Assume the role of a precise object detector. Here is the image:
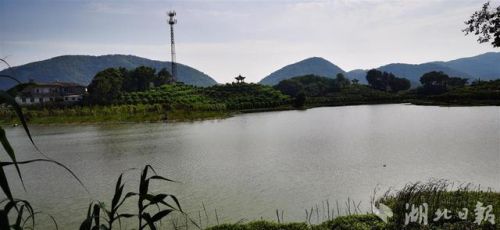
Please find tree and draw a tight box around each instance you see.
[122,66,156,92]
[122,66,173,92]
[293,91,306,108]
[274,79,304,97]
[447,77,469,88]
[131,66,156,91]
[156,68,173,86]
[335,73,351,89]
[366,69,389,91]
[463,2,500,47]
[274,75,334,97]
[366,69,411,93]
[87,68,125,104]
[420,71,449,87]
[88,66,176,104]
[419,72,469,95]
[419,71,450,95]
[388,77,411,92]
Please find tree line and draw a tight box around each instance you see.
[85,63,488,109]
[365,69,411,93]
[87,66,173,104]
[273,74,351,107]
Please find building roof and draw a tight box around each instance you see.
[16,81,87,98]
[28,82,85,87]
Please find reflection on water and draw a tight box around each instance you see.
[3,104,500,228]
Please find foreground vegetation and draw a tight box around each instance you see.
[206,181,499,230]
[206,215,384,230]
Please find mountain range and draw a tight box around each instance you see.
[260,52,500,86]
[1,52,499,89]
[0,55,217,89]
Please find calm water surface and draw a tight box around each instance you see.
[4,104,500,229]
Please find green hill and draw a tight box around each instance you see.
[259,57,345,85]
[432,52,500,80]
[269,53,500,88]
[0,55,217,89]
[377,63,470,86]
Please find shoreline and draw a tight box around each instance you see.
[2,100,499,126]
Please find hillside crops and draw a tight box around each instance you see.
[119,83,291,111]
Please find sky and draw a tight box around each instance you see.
[1,0,499,83]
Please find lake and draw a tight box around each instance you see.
[3,104,500,229]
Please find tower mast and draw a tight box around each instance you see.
[168,11,177,82]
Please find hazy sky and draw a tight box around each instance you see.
[1,0,499,83]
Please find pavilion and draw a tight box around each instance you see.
[235,75,245,83]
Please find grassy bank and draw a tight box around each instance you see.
[200,181,499,230]
[1,99,496,125]
[0,83,403,125]
[0,104,230,125]
[206,215,385,230]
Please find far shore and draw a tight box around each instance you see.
[2,100,498,126]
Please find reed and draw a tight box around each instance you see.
[378,179,500,229]
[79,165,189,230]
[0,64,85,229]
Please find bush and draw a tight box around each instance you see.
[207,221,308,230]
[377,180,499,229]
[316,215,386,230]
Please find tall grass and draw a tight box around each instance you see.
[378,180,499,229]
[204,180,499,230]
[0,61,86,229]
[80,165,191,230]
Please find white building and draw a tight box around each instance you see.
[14,82,87,105]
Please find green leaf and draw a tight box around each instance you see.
[0,210,10,229]
[0,158,88,193]
[80,218,91,230]
[116,213,135,219]
[111,174,124,210]
[92,204,100,229]
[80,203,93,230]
[0,164,13,200]
[145,194,167,204]
[0,126,24,190]
[0,90,37,152]
[169,195,183,212]
[149,175,177,183]
[116,192,137,210]
[141,212,156,230]
[150,209,173,222]
[3,200,36,229]
[139,179,150,197]
[22,211,57,230]
[15,205,25,227]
